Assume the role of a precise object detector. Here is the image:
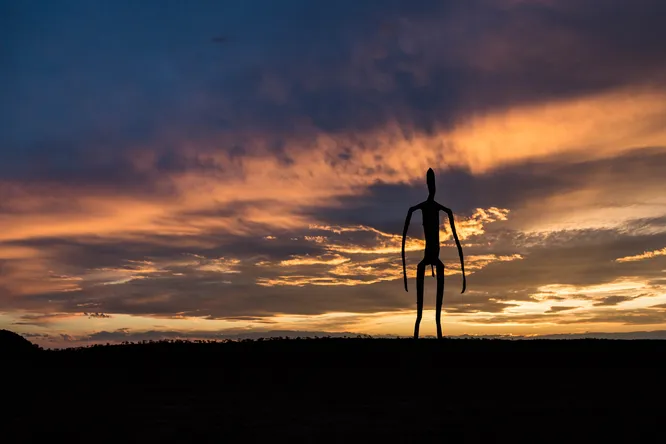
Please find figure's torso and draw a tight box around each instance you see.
[421,200,440,260]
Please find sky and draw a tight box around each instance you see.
[2,0,666,348]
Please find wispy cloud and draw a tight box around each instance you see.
[616,247,666,263]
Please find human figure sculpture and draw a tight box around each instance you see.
[401,168,466,339]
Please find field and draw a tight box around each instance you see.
[6,337,666,443]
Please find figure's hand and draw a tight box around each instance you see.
[404,274,408,292]
[461,274,467,294]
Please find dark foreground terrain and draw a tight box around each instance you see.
[6,337,666,443]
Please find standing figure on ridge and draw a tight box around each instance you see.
[401,168,466,339]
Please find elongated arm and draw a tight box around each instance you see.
[441,205,466,293]
[402,206,416,292]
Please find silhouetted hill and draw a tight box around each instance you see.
[27,336,666,367]
[6,337,666,443]
[0,329,41,356]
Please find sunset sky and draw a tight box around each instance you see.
[2,0,666,348]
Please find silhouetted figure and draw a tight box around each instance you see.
[401,168,466,339]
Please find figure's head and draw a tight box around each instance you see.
[427,168,436,197]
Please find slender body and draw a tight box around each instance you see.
[401,169,466,339]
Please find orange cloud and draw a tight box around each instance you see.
[2,83,665,319]
[1,85,664,250]
[277,254,350,267]
[250,205,517,288]
[0,245,83,297]
[306,207,508,256]
[616,247,666,263]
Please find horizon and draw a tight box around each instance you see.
[2,0,666,349]
[16,328,666,351]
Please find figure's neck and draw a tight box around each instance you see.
[427,194,435,201]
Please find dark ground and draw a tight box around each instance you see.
[5,337,666,443]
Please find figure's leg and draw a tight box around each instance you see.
[435,260,444,340]
[414,260,426,339]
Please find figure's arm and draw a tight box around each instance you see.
[440,204,466,294]
[402,205,418,292]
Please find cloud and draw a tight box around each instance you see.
[84,312,112,319]
[593,296,638,307]
[545,306,578,314]
[3,204,665,323]
[250,209,520,288]
[4,0,666,246]
[12,313,78,326]
[275,253,350,267]
[616,247,666,263]
[305,207,509,255]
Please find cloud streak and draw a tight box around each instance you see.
[616,247,666,263]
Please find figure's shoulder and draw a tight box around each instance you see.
[434,200,452,213]
[410,201,427,211]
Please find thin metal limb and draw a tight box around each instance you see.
[414,260,426,339]
[435,259,444,339]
